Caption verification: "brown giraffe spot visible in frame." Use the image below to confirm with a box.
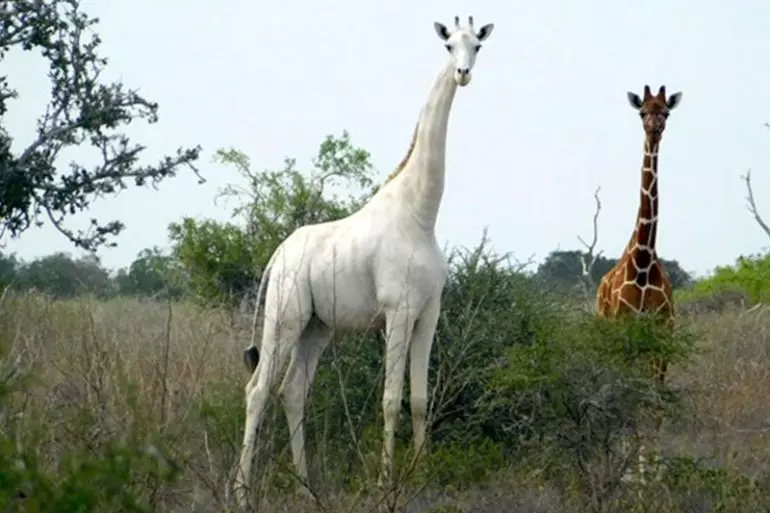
[632,249,652,270]
[644,286,667,305]
[648,263,663,284]
[617,283,642,306]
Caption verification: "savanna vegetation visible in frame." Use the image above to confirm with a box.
[2,2,770,512]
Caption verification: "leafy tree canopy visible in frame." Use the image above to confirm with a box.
[0,0,202,251]
[168,131,377,304]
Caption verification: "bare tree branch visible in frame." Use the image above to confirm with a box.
[740,169,770,241]
[512,253,536,273]
[577,186,603,298]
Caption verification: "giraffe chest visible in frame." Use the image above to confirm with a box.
[607,261,673,315]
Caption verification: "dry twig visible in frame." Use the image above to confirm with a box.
[741,169,770,241]
[577,186,604,298]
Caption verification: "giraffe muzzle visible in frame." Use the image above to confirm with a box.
[455,68,472,86]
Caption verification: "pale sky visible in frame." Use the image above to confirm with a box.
[4,0,770,278]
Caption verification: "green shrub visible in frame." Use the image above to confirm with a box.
[482,310,697,502]
[682,252,770,306]
[659,455,768,512]
[414,437,507,491]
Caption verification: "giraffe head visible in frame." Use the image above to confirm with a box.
[433,16,494,87]
[627,85,683,141]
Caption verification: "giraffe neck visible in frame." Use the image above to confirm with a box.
[393,62,458,229]
[626,137,661,255]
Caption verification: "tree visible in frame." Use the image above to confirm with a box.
[0,0,202,251]
[167,218,257,304]
[684,252,770,306]
[214,130,375,264]
[114,246,182,298]
[13,252,111,297]
[536,249,615,294]
[169,131,377,305]
[0,251,18,290]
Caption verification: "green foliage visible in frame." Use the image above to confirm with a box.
[2,247,182,300]
[658,456,767,512]
[427,234,559,444]
[1,443,179,513]
[415,438,507,490]
[478,309,696,502]
[0,0,201,250]
[113,247,183,299]
[168,219,256,303]
[683,252,770,305]
[485,312,695,441]
[169,131,377,305]
[0,251,17,290]
[13,252,111,298]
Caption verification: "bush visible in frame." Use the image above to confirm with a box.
[681,252,770,307]
[482,310,696,504]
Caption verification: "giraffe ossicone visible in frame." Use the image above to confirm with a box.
[232,15,495,507]
[596,83,683,486]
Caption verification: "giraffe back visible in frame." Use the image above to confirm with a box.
[383,121,419,184]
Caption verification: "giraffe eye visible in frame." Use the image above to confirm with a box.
[475,45,482,52]
[445,44,452,52]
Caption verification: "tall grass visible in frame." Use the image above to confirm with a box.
[0,289,769,512]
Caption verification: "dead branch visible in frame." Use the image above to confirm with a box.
[511,252,536,274]
[577,186,604,298]
[741,169,770,241]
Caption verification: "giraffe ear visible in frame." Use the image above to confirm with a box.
[476,23,494,41]
[434,22,450,41]
[666,92,683,110]
[627,92,643,110]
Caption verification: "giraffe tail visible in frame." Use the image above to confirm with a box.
[243,251,277,374]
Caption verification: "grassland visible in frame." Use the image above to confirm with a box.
[1,291,770,512]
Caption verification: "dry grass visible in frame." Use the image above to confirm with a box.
[1,292,769,512]
[667,307,770,475]
[1,293,246,511]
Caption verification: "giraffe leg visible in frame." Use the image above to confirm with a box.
[279,318,332,495]
[234,276,312,509]
[626,357,668,486]
[408,296,441,469]
[378,307,417,495]
[620,432,643,485]
[647,356,669,483]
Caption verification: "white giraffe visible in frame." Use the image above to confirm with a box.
[233,15,495,506]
